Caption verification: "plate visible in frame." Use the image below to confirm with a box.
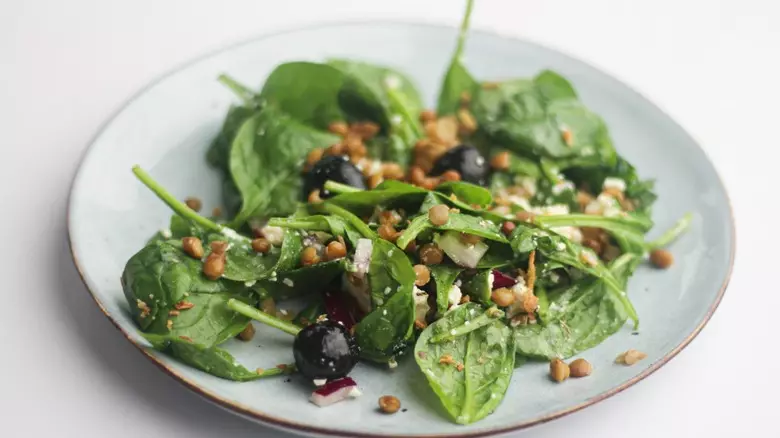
[68,22,734,437]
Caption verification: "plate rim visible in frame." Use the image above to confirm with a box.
[66,19,736,438]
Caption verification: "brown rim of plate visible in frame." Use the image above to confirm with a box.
[65,21,737,438]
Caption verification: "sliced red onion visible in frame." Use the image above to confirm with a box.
[492,270,517,289]
[324,291,357,330]
[309,377,361,407]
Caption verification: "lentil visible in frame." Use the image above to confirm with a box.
[181,237,204,259]
[300,246,320,266]
[306,148,324,166]
[616,349,647,366]
[378,395,401,414]
[378,223,399,242]
[649,249,673,269]
[325,240,347,261]
[203,253,226,280]
[501,221,516,235]
[251,238,271,254]
[490,151,510,171]
[569,358,592,377]
[491,287,515,307]
[549,358,570,382]
[238,323,256,341]
[419,243,444,265]
[184,197,202,212]
[419,110,437,123]
[327,121,349,136]
[440,169,461,182]
[459,233,482,246]
[210,240,229,255]
[413,264,431,286]
[428,204,450,226]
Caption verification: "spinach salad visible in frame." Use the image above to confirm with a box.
[122,0,690,425]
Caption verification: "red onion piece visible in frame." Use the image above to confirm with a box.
[492,270,517,289]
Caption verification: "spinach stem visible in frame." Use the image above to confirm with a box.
[227,299,301,337]
[647,213,693,249]
[454,0,475,61]
[320,202,375,238]
[217,74,256,105]
[324,180,362,194]
[132,166,224,234]
[267,217,331,231]
[429,306,503,343]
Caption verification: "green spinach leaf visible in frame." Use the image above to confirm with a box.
[254,259,346,300]
[415,303,515,424]
[436,0,478,115]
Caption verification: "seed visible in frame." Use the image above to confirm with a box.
[439,354,455,365]
[308,189,322,204]
[350,121,380,139]
[419,109,437,124]
[212,207,222,218]
[582,238,602,255]
[440,170,461,182]
[501,221,516,235]
[561,128,573,146]
[238,323,256,341]
[457,108,477,133]
[306,148,324,166]
[516,211,536,222]
[459,233,482,245]
[491,287,515,307]
[489,151,511,171]
[174,301,194,310]
[300,246,320,267]
[413,264,430,286]
[378,223,399,242]
[203,252,226,280]
[344,134,364,155]
[328,121,349,136]
[455,363,465,372]
[181,237,204,259]
[408,166,426,185]
[325,143,345,156]
[616,349,647,366]
[419,243,444,265]
[166,319,173,330]
[168,310,180,316]
[325,241,347,260]
[251,238,271,254]
[549,358,570,382]
[368,173,383,189]
[649,249,673,269]
[379,210,401,226]
[210,240,229,255]
[378,395,401,414]
[382,163,405,180]
[428,205,450,226]
[569,358,592,377]
[421,177,438,190]
[460,295,471,304]
[184,197,202,212]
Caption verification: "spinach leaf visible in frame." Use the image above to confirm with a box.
[435,181,493,206]
[535,213,653,253]
[145,334,293,381]
[328,59,424,166]
[229,108,340,225]
[429,265,463,316]
[254,259,346,300]
[428,304,504,343]
[415,303,515,424]
[564,156,657,215]
[471,71,616,165]
[461,269,493,304]
[267,214,363,246]
[207,105,256,172]
[328,180,427,215]
[509,225,638,326]
[354,238,416,362]
[292,299,325,327]
[396,211,507,250]
[204,227,302,282]
[512,253,639,359]
[436,0,478,115]
[259,61,385,130]
[121,241,254,347]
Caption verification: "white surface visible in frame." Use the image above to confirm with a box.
[0,0,776,437]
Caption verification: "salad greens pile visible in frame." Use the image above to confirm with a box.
[122,0,690,425]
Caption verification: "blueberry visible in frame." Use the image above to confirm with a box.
[293,320,359,380]
[431,144,487,186]
[303,155,366,199]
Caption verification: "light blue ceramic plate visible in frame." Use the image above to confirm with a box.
[68,22,734,438]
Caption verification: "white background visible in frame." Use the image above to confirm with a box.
[1,0,777,437]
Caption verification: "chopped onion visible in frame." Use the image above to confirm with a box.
[309,377,361,407]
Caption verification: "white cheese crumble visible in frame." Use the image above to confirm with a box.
[282,278,294,287]
[160,228,172,239]
[384,74,401,90]
[556,242,566,251]
[388,358,398,369]
[244,280,257,287]
[447,285,463,309]
[603,177,627,192]
[383,286,392,295]
[414,286,430,322]
[551,180,575,195]
[313,379,327,387]
[259,225,284,246]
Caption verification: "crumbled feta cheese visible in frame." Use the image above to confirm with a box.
[260,225,284,246]
[353,239,373,278]
[384,74,401,90]
[552,226,583,243]
[388,358,398,369]
[414,286,430,321]
[556,242,566,251]
[244,280,256,287]
[160,228,172,239]
[447,285,463,309]
[603,177,627,192]
[313,378,327,386]
[282,278,294,287]
[383,286,392,295]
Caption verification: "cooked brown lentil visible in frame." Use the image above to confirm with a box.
[181,237,204,259]
[308,189,322,204]
[413,264,430,287]
[327,121,349,136]
[251,238,271,254]
[569,358,592,377]
[490,151,510,171]
[550,358,570,382]
[491,287,515,307]
[203,252,226,280]
[501,221,516,235]
[440,169,461,182]
[210,240,229,255]
[649,249,673,269]
[237,323,256,341]
[325,240,347,261]
[378,395,401,414]
[184,197,202,212]
[378,223,399,242]
[459,233,482,246]
[428,204,450,226]
[419,243,444,265]
[306,148,324,166]
[300,246,320,266]
[419,110,437,124]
